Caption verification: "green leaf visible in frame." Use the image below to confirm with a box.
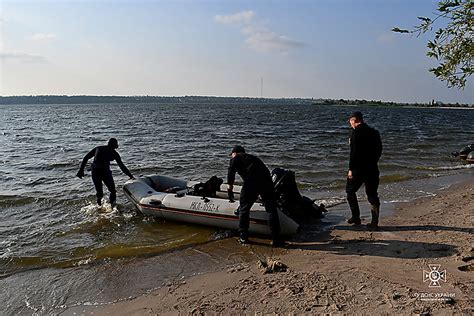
[417,16,432,23]
[391,27,410,33]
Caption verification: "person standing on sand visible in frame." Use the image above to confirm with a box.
[346,111,382,230]
[227,145,283,247]
[77,138,134,207]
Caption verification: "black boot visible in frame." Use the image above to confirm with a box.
[347,195,361,225]
[238,230,249,244]
[347,217,361,225]
[366,205,380,230]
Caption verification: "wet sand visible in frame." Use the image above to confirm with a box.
[65,178,474,315]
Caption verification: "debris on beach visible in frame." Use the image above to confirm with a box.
[257,258,287,274]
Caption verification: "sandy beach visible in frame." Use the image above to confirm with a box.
[64,178,474,315]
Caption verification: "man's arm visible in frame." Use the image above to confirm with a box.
[227,157,239,189]
[77,148,95,178]
[227,158,238,202]
[115,152,134,179]
[348,130,358,177]
[375,130,382,161]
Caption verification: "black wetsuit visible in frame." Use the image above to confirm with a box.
[346,123,382,219]
[227,153,280,241]
[79,145,133,205]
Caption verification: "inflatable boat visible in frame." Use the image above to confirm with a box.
[123,175,299,235]
[452,144,474,163]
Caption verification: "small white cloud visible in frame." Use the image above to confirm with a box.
[377,32,395,43]
[0,52,47,63]
[215,11,255,25]
[244,25,306,53]
[216,11,305,54]
[29,33,57,42]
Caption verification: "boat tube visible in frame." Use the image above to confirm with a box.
[452,144,474,160]
[123,174,299,235]
[467,151,474,163]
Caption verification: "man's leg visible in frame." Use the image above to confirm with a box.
[365,172,380,228]
[91,169,104,206]
[238,184,257,243]
[346,174,363,224]
[102,170,117,207]
[260,184,282,245]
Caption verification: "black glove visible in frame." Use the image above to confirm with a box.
[227,189,235,202]
[76,169,84,179]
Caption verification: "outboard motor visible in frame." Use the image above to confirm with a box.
[271,168,327,223]
[272,168,301,203]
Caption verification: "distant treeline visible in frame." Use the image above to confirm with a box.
[312,98,473,108]
[0,95,311,105]
[0,95,471,107]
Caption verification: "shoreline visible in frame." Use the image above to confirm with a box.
[64,177,474,315]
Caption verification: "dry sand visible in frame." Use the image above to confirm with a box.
[67,179,474,315]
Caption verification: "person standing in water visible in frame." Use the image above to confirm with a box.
[346,111,382,230]
[77,138,134,207]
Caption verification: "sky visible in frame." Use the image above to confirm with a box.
[0,0,472,104]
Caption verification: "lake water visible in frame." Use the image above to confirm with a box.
[0,102,473,314]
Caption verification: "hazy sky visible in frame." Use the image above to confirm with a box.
[1,0,472,103]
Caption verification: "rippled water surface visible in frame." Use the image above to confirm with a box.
[1,102,473,313]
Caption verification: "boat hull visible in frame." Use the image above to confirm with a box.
[123,175,299,236]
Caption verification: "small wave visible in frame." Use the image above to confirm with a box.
[297,179,346,191]
[79,201,132,224]
[81,201,118,217]
[45,161,77,170]
[414,190,437,197]
[0,256,51,276]
[58,201,137,237]
[0,246,12,259]
[24,177,53,186]
[419,164,474,171]
[0,195,37,208]
[75,257,94,266]
[383,199,410,203]
[24,296,43,314]
[380,174,413,183]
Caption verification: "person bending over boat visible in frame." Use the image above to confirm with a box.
[227,145,283,247]
[77,138,134,207]
[346,111,382,230]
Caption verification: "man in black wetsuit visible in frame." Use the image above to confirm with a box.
[77,138,134,206]
[346,111,383,230]
[227,145,283,246]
